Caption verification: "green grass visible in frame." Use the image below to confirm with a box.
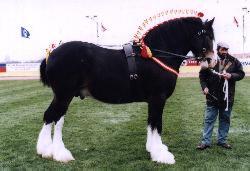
[0,78,249,170]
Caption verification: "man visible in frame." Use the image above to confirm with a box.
[197,42,245,150]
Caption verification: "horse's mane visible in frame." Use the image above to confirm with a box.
[144,17,200,40]
[133,9,204,40]
[142,17,214,46]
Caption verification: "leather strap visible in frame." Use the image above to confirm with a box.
[123,43,138,80]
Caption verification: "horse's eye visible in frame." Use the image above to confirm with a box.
[206,58,212,64]
[203,48,207,52]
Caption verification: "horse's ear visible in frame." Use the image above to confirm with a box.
[206,17,215,28]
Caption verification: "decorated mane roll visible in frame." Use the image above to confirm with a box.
[134,9,204,60]
[134,9,204,41]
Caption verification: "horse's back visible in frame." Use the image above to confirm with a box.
[47,41,126,72]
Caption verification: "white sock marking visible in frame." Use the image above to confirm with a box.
[52,116,75,163]
[37,123,53,158]
[146,126,175,164]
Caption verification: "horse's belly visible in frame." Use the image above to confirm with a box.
[86,84,132,104]
[91,91,132,104]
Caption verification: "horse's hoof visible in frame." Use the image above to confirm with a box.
[53,147,75,163]
[150,144,175,164]
[146,142,168,153]
[37,141,53,157]
[41,144,53,159]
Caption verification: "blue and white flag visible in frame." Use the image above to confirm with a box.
[21,27,30,38]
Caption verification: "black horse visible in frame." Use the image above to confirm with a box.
[37,17,215,164]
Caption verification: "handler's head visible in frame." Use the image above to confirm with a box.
[217,42,229,59]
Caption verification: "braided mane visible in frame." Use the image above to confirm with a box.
[134,9,203,41]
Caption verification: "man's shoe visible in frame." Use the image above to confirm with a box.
[196,143,210,150]
[217,143,232,149]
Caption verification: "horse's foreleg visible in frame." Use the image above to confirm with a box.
[146,94,175,164]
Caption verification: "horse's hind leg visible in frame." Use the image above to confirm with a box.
[146,94,175,164]
[52,115,74,162]
[36,121,53,158]
[37,97,57,159]
[37,94,74,162]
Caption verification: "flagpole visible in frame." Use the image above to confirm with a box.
[97,21,99,40]
[242,7,249,58]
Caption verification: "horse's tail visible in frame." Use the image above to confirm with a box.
[40,59,50,87]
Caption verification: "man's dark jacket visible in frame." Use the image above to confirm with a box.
[199,54,245,109]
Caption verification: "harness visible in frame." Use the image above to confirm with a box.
[122,42,179,80]
[122,43,138,80]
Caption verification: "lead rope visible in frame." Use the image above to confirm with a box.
[222,71,229,111]
[212,70,229,111]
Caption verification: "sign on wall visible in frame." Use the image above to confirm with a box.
[6,63,40,72]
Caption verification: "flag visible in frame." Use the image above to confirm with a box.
[233,17,239,27]
[101,23,107,32]
[21,27,30,38]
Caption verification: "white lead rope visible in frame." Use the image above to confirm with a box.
[211,70,229,111]
[223,79,229,111]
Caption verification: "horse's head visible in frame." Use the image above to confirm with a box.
[189,18,215,60]
[140,17,215,60]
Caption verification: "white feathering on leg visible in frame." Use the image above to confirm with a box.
[146,126,152,152]
[52,117,75,163]
[37,123,53,158]
[146,126,175,164]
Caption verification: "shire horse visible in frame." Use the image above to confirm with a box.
[37,17,215,164]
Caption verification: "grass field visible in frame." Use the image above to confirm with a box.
[0,78,249,170]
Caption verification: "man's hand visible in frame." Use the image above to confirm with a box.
[222,72,232,80]
[203,87,209,95]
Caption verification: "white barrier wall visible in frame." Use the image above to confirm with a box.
[239,58,250,67]
[6,63,40,72]
[1,60,249,78]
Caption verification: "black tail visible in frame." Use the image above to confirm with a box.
[40,59,50,87]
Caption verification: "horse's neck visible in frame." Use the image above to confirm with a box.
[167,47,190,72]
[162,58,184,72]
[148,41,189,72]
[145,32,190,72]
